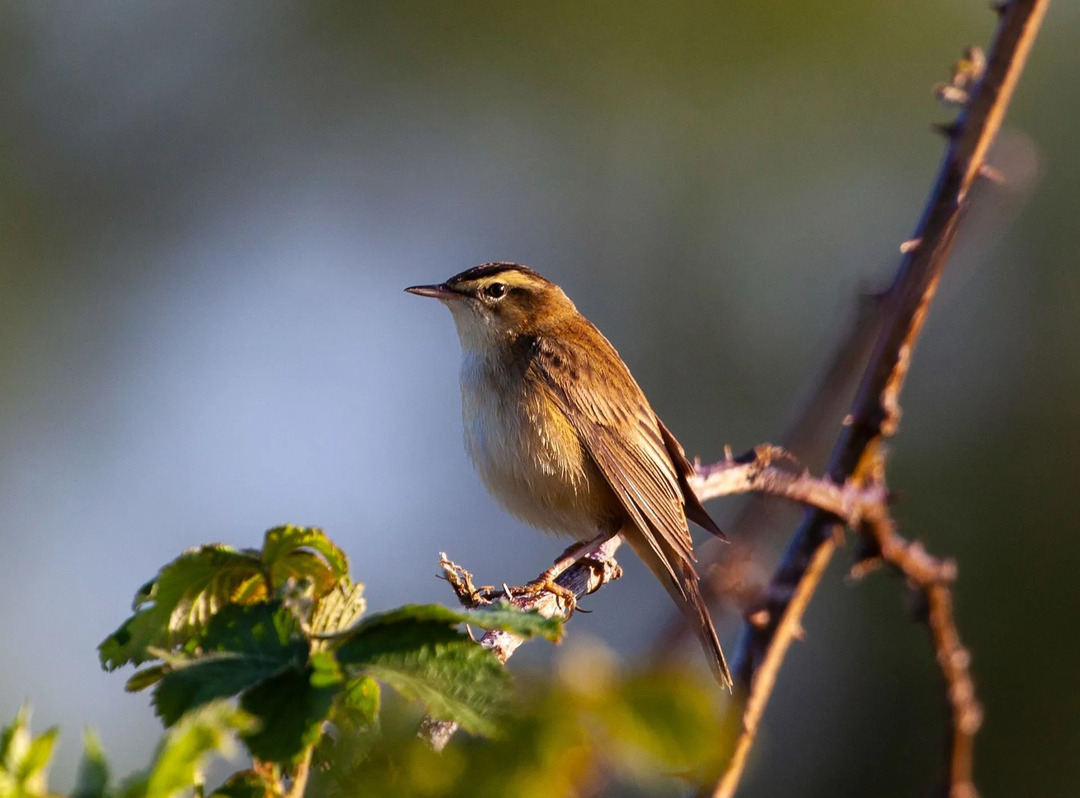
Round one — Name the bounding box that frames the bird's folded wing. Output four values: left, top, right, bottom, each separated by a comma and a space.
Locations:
530, 333, 696, 583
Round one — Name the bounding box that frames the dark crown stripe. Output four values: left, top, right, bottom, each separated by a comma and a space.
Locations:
448, 262, 543, 285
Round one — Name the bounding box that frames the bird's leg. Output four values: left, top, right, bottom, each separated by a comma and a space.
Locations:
540, 531, 617, 582
483, 531, 616, 614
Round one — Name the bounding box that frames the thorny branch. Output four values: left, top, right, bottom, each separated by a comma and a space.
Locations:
708, 2, 1048, 798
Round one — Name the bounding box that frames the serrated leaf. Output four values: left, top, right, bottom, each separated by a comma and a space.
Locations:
152, 655, 291, 727
334, 677, 380, 732
151, 603, 309, 725
461, 602, 563, 642
99, 546, 265, 670
342, 602, 561, 643
144, 702, 257, 798
198, 601, 305, 657
336, 621, 508, 738
309, 582, 366, 642
261, 526, 348, 595
239, 666, 338, 763
71, 729, 109, 798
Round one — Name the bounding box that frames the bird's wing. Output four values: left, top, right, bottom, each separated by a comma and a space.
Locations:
657, 418, 726, 540
530, 329, 696, 580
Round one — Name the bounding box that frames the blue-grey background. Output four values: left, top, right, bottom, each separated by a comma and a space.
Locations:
1, 2, 1076, 795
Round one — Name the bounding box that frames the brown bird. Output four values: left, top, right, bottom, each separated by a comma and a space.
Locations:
406, 263, 730, 687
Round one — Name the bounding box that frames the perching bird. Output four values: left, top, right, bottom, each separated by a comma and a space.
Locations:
407, 263, 730, 687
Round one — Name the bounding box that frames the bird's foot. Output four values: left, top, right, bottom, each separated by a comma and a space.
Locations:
478, 574, 578, 615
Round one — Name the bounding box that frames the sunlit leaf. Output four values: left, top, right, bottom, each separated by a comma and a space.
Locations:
309, 582, 366, 642
261, 526, 348, 595
344, 602, 561, 642
337, 620, 508, 738
0, 705, 59, 798
99, 545, 265, 670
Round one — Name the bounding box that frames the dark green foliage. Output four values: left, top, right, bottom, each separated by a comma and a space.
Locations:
95, 526, 565, 789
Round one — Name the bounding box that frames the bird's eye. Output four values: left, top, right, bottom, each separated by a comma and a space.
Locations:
484, 282, 507, 299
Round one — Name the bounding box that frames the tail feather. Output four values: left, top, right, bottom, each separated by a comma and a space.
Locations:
623, 527, 732, 689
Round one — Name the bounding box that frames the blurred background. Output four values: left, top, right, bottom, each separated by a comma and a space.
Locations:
1, 1, 1077, 795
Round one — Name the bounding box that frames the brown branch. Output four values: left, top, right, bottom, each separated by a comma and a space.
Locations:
710, 2, 1048, 797
852, 481, 983, 798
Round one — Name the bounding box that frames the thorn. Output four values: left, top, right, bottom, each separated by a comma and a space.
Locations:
848, 558, 882, 580
979, 164, 1007, 185
899, 238, 922, 254
933, 83, 969, 106
933, 121, 960, 139
502, 582, 513, 599
724, 444, 734, 462
748, 609, 770, 628
842, 413, 855, 427
791, 623, 806, 641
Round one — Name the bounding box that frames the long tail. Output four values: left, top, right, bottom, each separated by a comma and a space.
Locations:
622, 527, 732, 689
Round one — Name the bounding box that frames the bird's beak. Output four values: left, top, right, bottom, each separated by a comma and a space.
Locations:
404, 283, 462, 300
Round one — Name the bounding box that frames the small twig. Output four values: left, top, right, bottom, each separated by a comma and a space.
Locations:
854, 506, 982, 797
286, 748, 313, 798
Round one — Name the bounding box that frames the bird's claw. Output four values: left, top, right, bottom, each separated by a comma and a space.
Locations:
477, 577, 578, 615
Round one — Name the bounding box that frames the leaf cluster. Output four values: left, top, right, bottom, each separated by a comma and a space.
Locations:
95, 526, 560, 791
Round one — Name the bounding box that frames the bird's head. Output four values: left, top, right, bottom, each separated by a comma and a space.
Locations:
406, 262, 575, 352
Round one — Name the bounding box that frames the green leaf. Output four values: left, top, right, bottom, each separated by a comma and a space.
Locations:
72, 729, 110, 798
144, 702, 257, 798
309, 651, 344, 689
197, 601, 305, 657
239, 666, 338, 763
336, 620, 508, 738
460, 602, 563, 642
344, 602, 561, 643
150, 603, 309, 725
126, 665, 168, 693
18, 727, 59, 785
260, 526, 348, 595
209, 769, 278, 798
334, 676, 380, 732
0, 705, 59, 798
309, 582, 366, 641
99, 545, 265, 670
